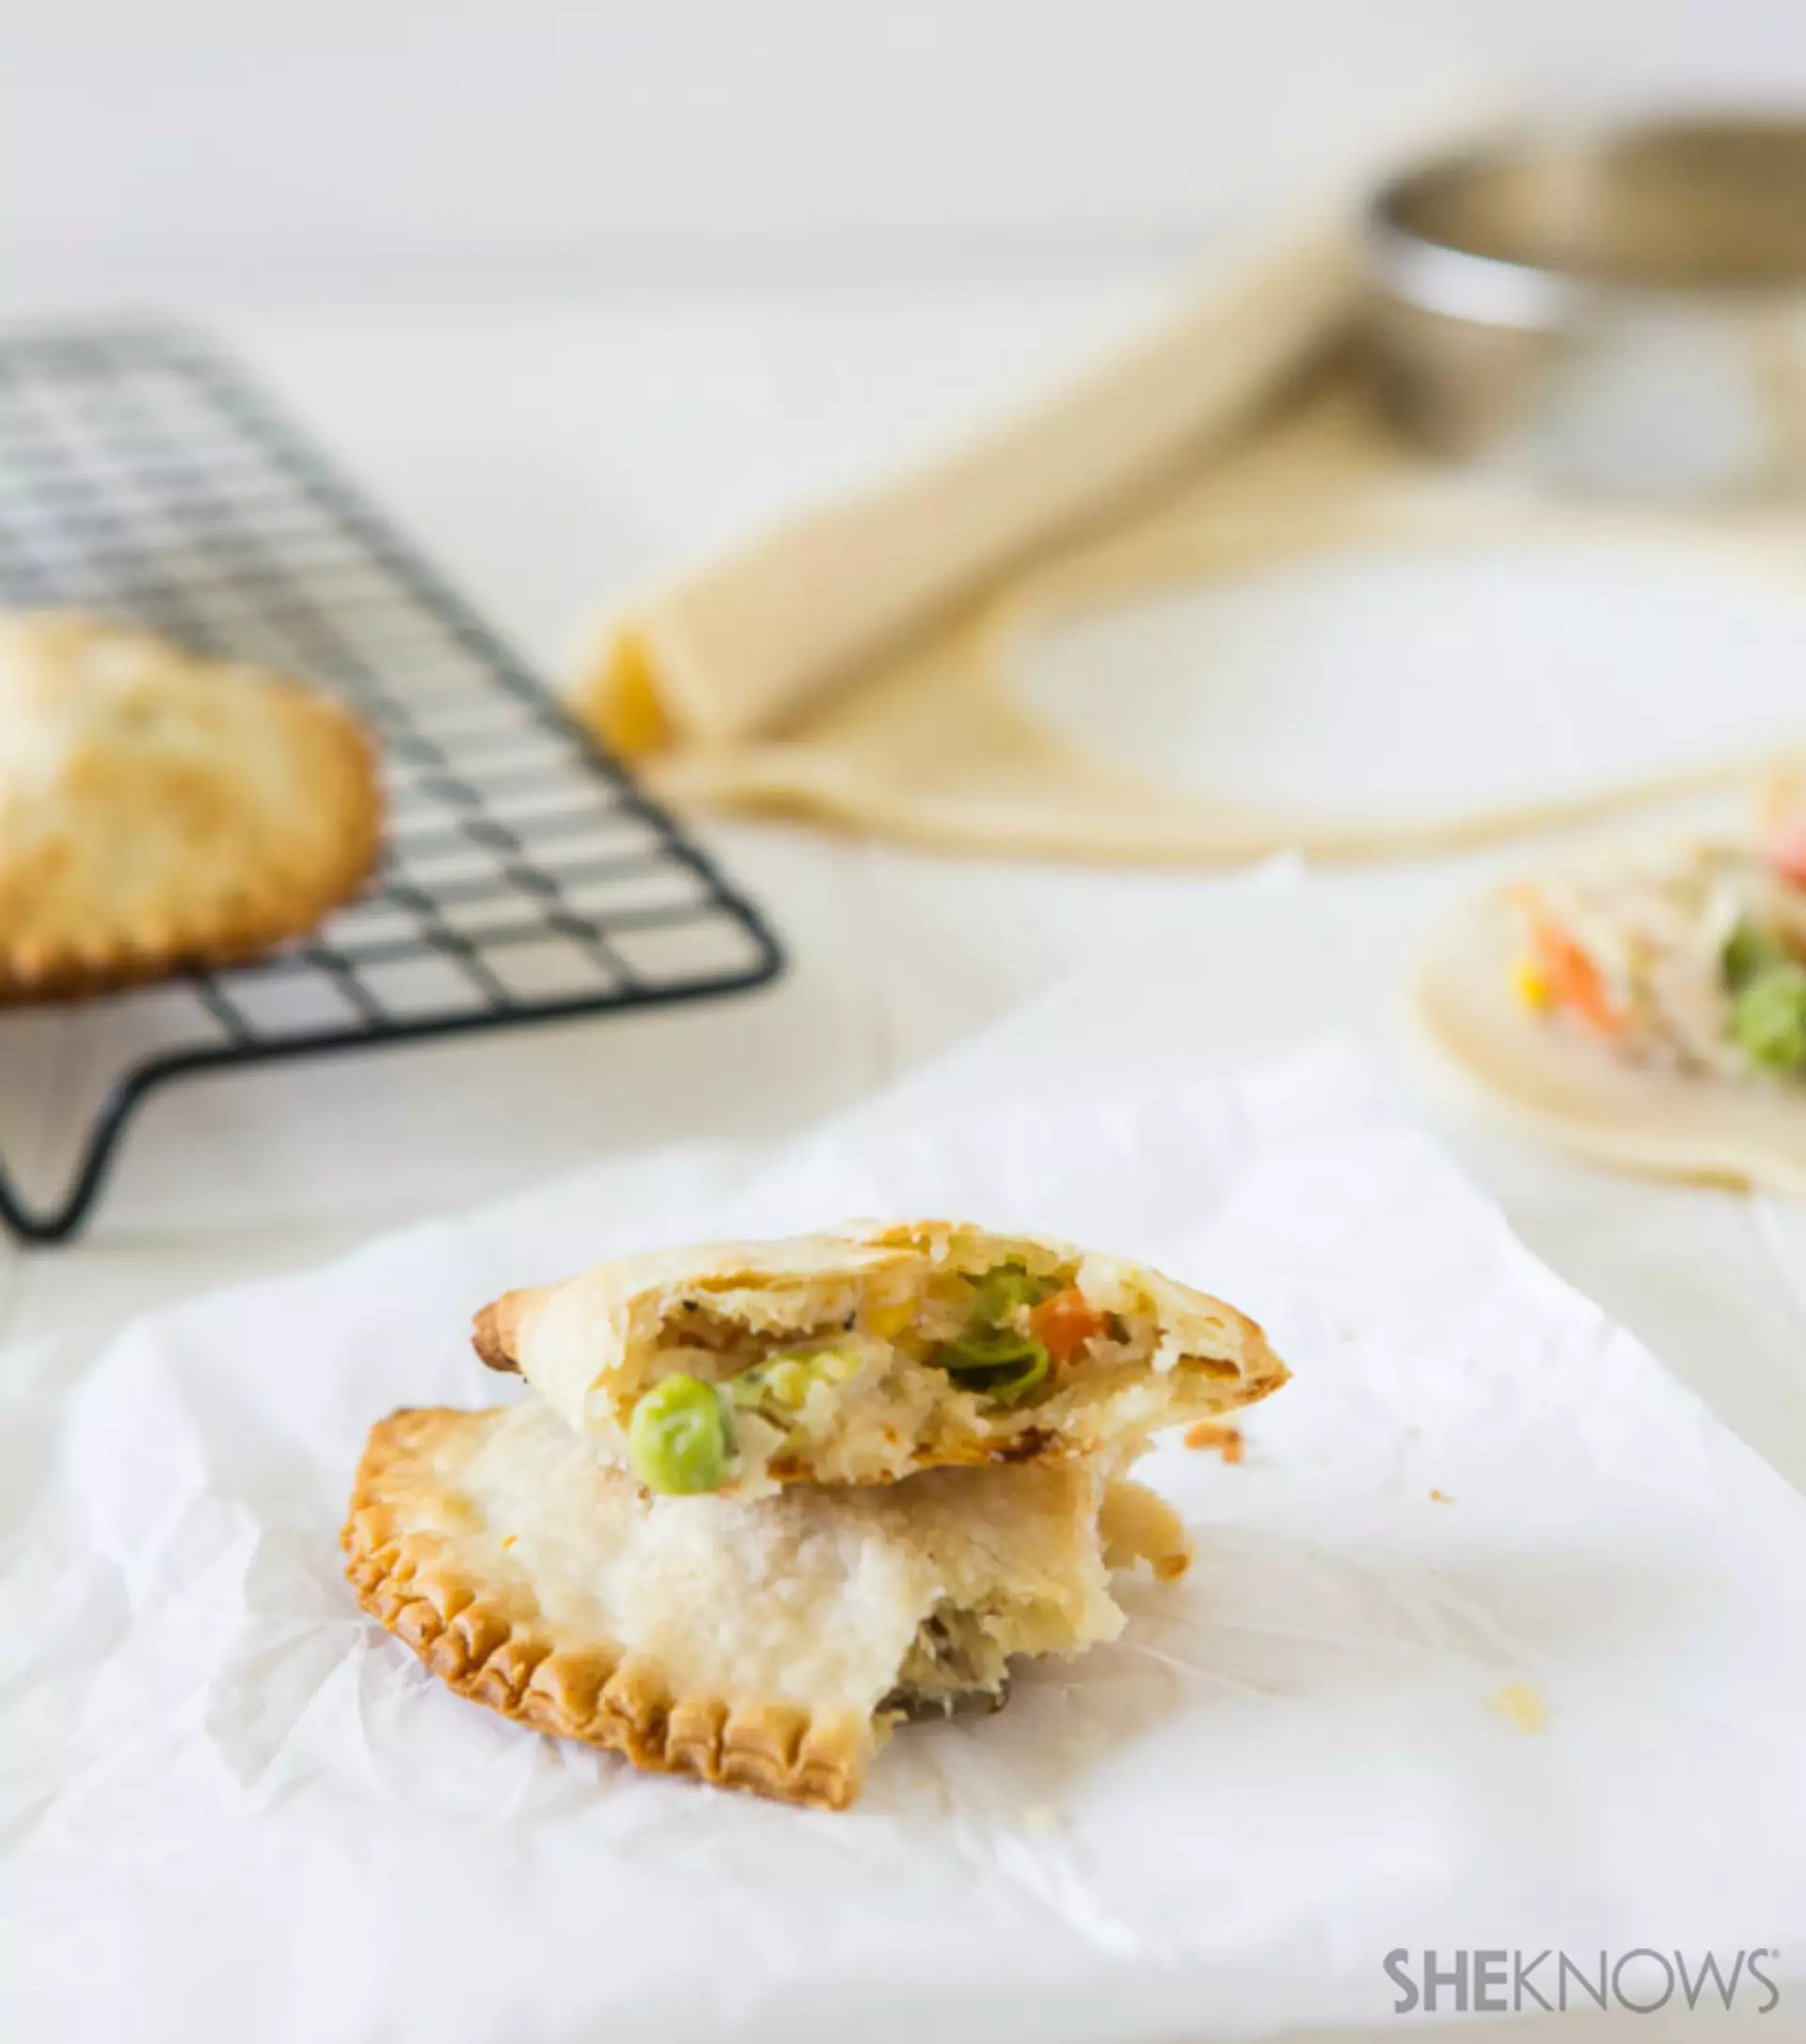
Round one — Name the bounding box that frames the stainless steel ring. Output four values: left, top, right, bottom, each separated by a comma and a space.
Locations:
1364, 116, 1806, 498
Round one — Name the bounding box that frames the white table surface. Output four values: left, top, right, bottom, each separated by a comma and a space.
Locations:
3, 280, 1804, 2042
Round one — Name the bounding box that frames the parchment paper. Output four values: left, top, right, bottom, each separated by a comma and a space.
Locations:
3, 1042, 1804, 2042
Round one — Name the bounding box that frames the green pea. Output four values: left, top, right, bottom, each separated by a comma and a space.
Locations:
1723, 919, 1790, 993
1731, 962, 1806, 1072
626, 1372, 735, 1494
968, 1262, 1059, 1325
932, 1324, 1051, 1404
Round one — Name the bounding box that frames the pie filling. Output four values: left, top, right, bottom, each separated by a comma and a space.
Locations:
616, 1254, 1231, 1496
885, 1605, 1036, 1719
1509, 840, 1806, 1085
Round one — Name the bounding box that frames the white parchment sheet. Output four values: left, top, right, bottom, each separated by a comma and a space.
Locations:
3, 1034, 1804, 2043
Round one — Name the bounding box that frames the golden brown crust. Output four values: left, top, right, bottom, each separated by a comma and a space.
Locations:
1183, 1420, 1244, 1464
470, 1289, 544, 1373
1098, 1476, 1194, 1581
0, 612, 383, 1001
341, 1407, 872, 1809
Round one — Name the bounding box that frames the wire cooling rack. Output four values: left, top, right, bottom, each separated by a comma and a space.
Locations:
0, 322, 782, 1243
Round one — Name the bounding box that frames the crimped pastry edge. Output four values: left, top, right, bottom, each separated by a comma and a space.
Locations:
341, 1406, 874, 1810
0, 665, 382, 1002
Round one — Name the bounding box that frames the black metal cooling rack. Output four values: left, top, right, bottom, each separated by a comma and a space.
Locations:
0, 321, 782, 1243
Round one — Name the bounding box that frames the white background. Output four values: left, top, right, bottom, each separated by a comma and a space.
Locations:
3, 0, 1806, 293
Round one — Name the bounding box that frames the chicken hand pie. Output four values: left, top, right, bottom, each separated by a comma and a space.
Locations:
1416, 799, 1806, 1192
473, 1219, 1288, 1497
0, 611, 381, 995
343, 1398, 1190, 1808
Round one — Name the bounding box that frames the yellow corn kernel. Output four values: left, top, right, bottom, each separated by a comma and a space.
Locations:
1512, 959, 1552, 1011
865, 1297, 916, 1340
761, 1358, 813, 1408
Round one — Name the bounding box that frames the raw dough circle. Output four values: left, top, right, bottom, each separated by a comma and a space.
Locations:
1414, 883, 1806, 1195
1009, 528, 1806, 832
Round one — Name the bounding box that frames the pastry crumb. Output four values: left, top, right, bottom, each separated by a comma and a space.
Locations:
500, 1533, 518, 1549
1429, 1488, 1453, 1505
1022, 1803, 1061, 1835
1184, 1421, 1244, 1464
1488, 1683, 1549, 1735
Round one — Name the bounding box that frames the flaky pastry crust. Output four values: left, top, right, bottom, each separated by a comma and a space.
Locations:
343, 1402, 1182, 1809
344, 1406, 867, 1806
0, 611, 381, 998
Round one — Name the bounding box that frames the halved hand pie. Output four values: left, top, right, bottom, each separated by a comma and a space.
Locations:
0, 611, 381, 996
343, 1399, 1191, 1809
473, 1219, 1287, 1497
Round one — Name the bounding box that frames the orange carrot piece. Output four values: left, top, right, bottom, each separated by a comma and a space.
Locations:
1530, 920, 1624, 1038
1028, 1287, 1109, 1364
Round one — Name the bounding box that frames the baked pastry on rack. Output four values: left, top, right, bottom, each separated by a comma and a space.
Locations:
0, 611, 381, 997
473, 1219, 1289, 1497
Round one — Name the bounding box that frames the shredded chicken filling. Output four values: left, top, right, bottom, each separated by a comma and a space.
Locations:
620, 1259, 1182, 1496
1513, 845, 1806, 1085
887, 1606, 1018, 1715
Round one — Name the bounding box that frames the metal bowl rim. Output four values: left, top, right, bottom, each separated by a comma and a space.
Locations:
1367, 119, 1806, 330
